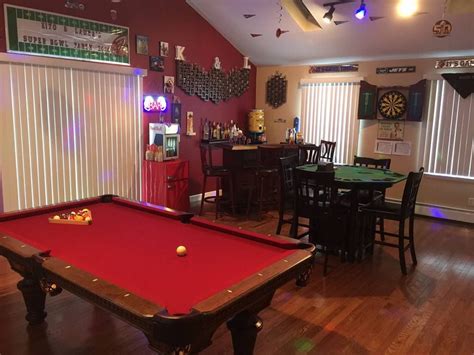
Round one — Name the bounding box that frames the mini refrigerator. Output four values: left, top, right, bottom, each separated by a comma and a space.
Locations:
149, 123, 180, 160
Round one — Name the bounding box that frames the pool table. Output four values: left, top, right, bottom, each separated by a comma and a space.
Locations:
0, 195, 314, 354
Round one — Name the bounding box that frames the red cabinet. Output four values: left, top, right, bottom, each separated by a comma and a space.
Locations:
142, 160, 190, 212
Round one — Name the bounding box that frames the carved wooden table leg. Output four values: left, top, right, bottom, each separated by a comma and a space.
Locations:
296, 263, 313, 287
227, 311, 263, 355
17, 276, 47, 325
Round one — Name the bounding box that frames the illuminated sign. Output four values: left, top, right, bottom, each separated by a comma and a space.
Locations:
143, 96, 167, 112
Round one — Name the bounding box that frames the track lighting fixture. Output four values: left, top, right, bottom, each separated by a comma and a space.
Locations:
355, 0, 367, 20
323, 6, 335, 23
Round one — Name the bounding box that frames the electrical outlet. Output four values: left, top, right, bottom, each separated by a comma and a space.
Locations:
469, 198, 474, 207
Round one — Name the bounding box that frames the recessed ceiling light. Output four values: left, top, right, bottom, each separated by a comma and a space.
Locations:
397, 0, 418, 17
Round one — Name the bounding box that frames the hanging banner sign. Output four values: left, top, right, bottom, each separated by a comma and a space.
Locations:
309, 64, 359, 73
435, 58, 474, 69
376, 66, 416, 74
4, 4, 130, 65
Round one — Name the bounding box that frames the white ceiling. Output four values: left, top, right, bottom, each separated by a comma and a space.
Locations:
187, 0, 474, 66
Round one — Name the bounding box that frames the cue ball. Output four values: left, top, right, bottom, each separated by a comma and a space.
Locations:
176, 246, 187, 256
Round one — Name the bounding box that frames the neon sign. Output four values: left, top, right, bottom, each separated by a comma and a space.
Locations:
143, 96, 167, 112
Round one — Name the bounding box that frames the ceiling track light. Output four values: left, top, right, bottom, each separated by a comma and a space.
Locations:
323, 6, 336, 23
355, 0, 367, 20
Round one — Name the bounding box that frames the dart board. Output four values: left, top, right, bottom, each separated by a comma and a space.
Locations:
377, 90, 407, 119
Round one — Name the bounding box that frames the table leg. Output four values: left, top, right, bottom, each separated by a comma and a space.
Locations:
227, 311, 263, 355
17, 276, 47, 325
296, 263, 313, 287
347, 189, 360, 262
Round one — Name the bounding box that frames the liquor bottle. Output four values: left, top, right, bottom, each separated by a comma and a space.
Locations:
203, 119, 210, 141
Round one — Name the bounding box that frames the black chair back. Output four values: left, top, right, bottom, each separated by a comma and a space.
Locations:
298, 144, 320, 165
279, 155, 299, 200
257, 145, 285, 169
319, 140, 336, 162
294, 169, 337, 219
401, 168, 424, 217
354, 156, 391, 170
200, 143, 222, 174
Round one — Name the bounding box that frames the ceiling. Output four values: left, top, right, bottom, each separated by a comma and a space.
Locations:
187, 0, 474, 66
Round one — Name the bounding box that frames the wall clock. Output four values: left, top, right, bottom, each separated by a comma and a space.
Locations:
377, 90, 407, 119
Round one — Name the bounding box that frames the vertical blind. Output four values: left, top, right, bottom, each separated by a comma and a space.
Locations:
420, 80, 474, 178
0, 62, 143, 212
300, 81, 360, 164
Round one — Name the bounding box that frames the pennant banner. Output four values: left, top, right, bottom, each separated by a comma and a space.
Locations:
441, 73, 474, 99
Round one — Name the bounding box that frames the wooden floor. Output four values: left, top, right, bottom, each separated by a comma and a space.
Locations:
1, 205, 473, 354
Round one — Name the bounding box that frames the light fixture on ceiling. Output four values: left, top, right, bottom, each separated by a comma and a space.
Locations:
397, 0, 418, 17
355, 0, 367, 20
323, 6, 335, 23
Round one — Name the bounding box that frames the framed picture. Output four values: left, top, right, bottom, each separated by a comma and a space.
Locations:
160, 41, 169, 57
164, 76, 175, 94
377, 121, 405, 141
149, 56, 164, 72
171, 103, 181, 124
136, 35, 149, 55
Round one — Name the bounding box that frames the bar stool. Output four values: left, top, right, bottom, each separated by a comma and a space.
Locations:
199, 144, 235, 219
247, 145, 285, 219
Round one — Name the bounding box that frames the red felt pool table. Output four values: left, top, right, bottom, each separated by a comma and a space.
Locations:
0, 195, 314, 354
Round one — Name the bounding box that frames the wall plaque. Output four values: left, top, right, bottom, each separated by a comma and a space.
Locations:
4, 4, 130, 65
376, 66, 416, 74
435, 58, 474, 69
309, 64, 358, 73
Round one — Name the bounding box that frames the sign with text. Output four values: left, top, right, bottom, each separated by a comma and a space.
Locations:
309, 64, 358, 73
376, 66, 416, 74
435, 58, 474, 69
4, 4, 130, 65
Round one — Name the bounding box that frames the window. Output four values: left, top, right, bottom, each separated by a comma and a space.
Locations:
0, 60, 143, 211
420, 79, 474, 179
300, 80, 360, 164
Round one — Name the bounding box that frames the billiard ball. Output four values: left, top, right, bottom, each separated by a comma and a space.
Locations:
176, 246, 187, 257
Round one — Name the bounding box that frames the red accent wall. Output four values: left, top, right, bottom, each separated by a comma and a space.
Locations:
0, 0, 256, 196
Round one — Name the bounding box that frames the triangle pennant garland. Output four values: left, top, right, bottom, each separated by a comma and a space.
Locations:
442, 73, 474, 99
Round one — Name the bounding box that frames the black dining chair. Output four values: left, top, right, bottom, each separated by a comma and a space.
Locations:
360, 168, 424, 275
298, 144, 320, 165
319, 140, 336, 162
275, 155, 301, 237
293, 168, 348, 275
353, 156, 392, 242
